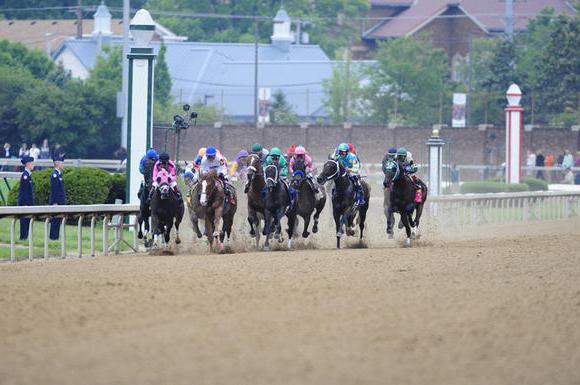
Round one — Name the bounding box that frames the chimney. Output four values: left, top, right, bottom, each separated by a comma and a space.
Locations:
271, 7, 293, 51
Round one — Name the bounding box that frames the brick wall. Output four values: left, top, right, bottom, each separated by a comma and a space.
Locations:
154, 125, 580, 168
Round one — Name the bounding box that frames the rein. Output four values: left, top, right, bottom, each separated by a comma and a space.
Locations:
265, 164, 279, 187
322, 160, 346, 182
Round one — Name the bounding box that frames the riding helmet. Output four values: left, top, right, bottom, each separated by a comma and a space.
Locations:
206, 146, 217, 157
159, 152, 170, 162
251, 143, 263, 152
387, 147, 397, 156
295, 146, 306, 155
270, 147, 282, 157
197, 147, 206, 157
396, 147, 407, 156
338, 143, 349, 152
146, 148, 159, 159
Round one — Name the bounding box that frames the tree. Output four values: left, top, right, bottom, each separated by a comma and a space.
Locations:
154, 42, 172, 107
269, 90, 298, 125
322, 50, 363, 123
366, 35, 450, 125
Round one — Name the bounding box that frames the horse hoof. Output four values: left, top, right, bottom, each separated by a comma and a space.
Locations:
347, 229, 355, 236
175, 237, 181, 245
312, 226, 318, 234
138, 231, 143, 239
196, 232, 203, 239
263, 246, 270, 251
302, 231, 310, 238
287, 239, 293, 248
388, 234, 394, 240
398, 221, 404, 229
274, 233, 280, 240
405, 238, 411, 247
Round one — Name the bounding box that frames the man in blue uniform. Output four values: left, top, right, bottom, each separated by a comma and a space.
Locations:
49, 155, 66, 240
18, 156, 35, 240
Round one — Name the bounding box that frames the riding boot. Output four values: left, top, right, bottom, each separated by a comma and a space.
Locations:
355, 178, 365, 205
411, 175, 422, 204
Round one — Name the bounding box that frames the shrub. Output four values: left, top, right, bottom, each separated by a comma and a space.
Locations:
8, 167, 112, 206
106, 173, 126, 203
460, 181, 529, 194
521, 177, 548, 191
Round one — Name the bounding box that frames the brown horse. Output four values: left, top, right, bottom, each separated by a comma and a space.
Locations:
198, 170, 237, 251
245, 153, 266, 248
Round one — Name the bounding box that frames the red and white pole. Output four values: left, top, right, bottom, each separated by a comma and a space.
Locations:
505, 84, 523, 184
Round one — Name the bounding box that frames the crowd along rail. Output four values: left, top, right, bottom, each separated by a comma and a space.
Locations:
0, 204, 140, 263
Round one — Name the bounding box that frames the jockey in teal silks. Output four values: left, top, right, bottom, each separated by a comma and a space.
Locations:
335, 142, 365, 205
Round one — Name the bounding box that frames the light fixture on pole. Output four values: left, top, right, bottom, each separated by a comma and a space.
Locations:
505, 83, 523, 184
125, 9, 156, 205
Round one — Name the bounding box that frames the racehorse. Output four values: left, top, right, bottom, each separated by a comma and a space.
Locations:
383, 182, 395, 239
317, 160, 370, 249
137, 182, 153, 247
383, 159, 427, 246
263, 164, 289, 251
287, 168, 326, 247
196, 170, 237, 251
150, 168, 184, 248
245, 154, 266, 247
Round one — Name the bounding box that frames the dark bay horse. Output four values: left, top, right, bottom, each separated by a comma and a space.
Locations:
263, 164, 289, 251
245, 154, 266, 248
150, 169, 184, 248
317, 160, 370, 249
287, 168, 326, 248
137, 182, 153, 247
196, 170, 237, 251
383, 159, 427, 246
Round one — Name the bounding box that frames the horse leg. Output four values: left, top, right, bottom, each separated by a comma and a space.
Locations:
213, 207, 223, 251
302, 213, 311, 238
287, 213, 296, 248
248, 208, 257, 237
263, 211, 272, 251
413, 203, 424, 239
334, 209, 343, 249
137, 214, 144, 239
359, 206, 368, 240
400, 212, 412, 246
275, 208, 284, 242
174, 221, 181, 245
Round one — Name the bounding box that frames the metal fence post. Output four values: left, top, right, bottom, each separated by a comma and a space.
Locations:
28, 217, 34, 261
10, 217, 16, 263
90, 216, 96, 257
61, 216, 66, 259
44, 218, 50, 258
77, 216, 83, 258
103, 215, 109, 256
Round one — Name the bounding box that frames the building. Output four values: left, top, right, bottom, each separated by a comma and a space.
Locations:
358, 0, 576, 63
51, 6, 368, 122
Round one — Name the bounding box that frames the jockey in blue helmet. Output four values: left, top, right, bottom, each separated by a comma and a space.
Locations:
335, 142, 365, 205
139, 148, 158, 201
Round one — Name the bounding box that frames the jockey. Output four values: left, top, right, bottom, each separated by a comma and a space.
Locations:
193, 147, 206, 172
151, 152, 182, 199
139, 148, 158, 200
286, 144, 296, 162
199, 146, 233, 202
336, 142, 365, 205
229, 149, 249, 181
288, 145, 320, 194
381, 147, 397, 178
251, 143, 269, 165
395, 147, 425, 204
265, 147, 296, 209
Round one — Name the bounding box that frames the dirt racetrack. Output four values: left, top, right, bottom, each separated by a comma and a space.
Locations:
1, 217, 580, 385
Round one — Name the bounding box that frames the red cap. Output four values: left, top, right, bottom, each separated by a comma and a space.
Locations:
348, 143, 356, 154
287, 144, 296, 154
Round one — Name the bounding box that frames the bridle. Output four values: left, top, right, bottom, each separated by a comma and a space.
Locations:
320, 159, 346, 182
264, 164, 279, 187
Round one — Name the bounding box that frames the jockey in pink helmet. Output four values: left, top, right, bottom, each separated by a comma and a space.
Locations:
151, 152, 182, 200
288, 145, 320, 194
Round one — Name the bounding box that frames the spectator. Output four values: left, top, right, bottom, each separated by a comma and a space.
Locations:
561, 167, 574, 185
49, 155, 66, 240
562, 150, 574, 169
1, 143, 11, 171
535, 150, 545, 180
52, 143, 65, 159
545, 152, 555, 167
18, 156, 35, 240
575, 151, 580, 167
29, 143, 40, 161
18, 143, 29, 158
450, 164, 459, 184
556, 152, 564, 167
39, 139, 51, 160
526, 150, 536, 176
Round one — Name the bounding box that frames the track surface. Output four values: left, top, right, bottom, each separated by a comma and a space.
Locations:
1, 219, 579, 385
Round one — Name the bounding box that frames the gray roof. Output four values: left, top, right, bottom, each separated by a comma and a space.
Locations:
54, 37, 374, 121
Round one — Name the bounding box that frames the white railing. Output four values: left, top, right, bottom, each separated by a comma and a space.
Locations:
0, 204, 140, 263
428, 191, 580, 228
0, 158, 124, 171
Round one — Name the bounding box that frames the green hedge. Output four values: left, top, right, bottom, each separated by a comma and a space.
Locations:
7, 168, 126, 206
460, 181, 529, 194
521, 177, 549, 191
106, 173, 127, 203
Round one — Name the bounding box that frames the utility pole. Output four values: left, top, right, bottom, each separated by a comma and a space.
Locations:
76, 0, 83, 39
505, 0, 513, 41
254, 16, 259, 126
121, 0, 130, 148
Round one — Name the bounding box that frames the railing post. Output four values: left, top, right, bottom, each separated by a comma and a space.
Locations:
10, 217, 16, 263
61, 216, 66, 259
77, 215, 83, 258
28, 217, 34, 261
90, 216, 96, 257
133, 218, 138, 251
44, 218, 50, 258
103, 215, 109, 256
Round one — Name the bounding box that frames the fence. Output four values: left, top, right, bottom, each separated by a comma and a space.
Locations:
0, 158, 124, 171
428, 190, 580, 228
0, 204, 140, 263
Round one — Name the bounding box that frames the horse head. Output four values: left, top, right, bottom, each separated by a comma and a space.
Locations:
157, 169, 173, 200
291, 169, 305, 189
264, 164, 279, 191
200, 170, 219, 206
383, 159, 400, 187
246, 153, 261, 182
317, 159, 345, 185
